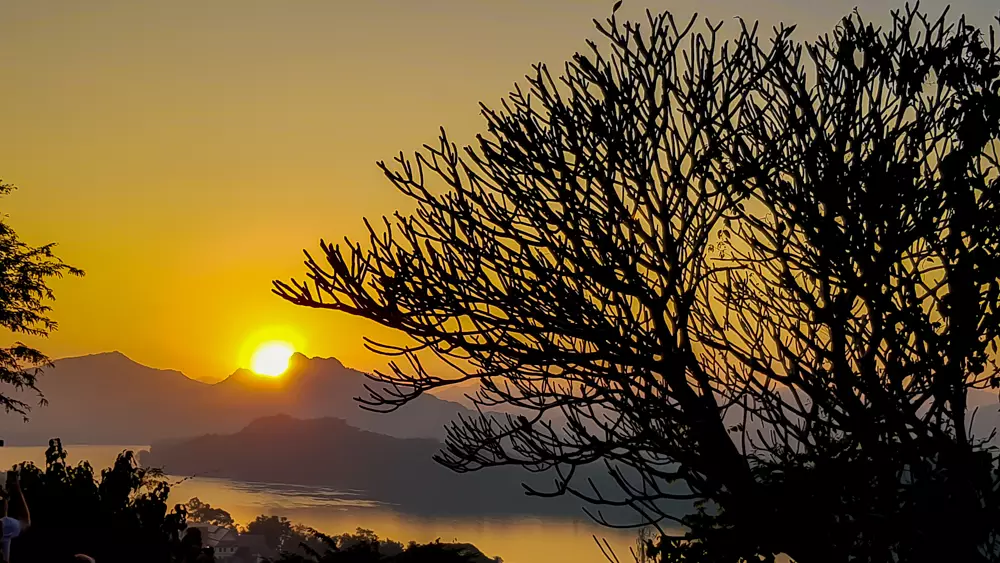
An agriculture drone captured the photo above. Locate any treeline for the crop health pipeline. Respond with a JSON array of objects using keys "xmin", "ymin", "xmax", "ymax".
[
  {"xmin": 184, "ymin": 500, "xmax": 499, "ymax": 563},
  {"xmin": 5, "ymin": 441, "xmax": 500, "ymax": 563}
]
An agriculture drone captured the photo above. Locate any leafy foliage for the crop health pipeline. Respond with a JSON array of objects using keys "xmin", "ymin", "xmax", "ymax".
[
  {"xmin": 247, "ymin": 514, "xmax": 298, "ymax": 552},
  {"xmin": 1, "ymin": 443, "xmax": 504, "ymax": 563},
  {"xmin": 278, "ymin": 527, "xmax": 494, "ymax": 563},
  {"xmin": 0, "ymin": 181, "xmax": 82, "ymax": 417},
  {"xmin": 277, "ymin": 5, "xmax": 1000, "ymax": 563},
  {"xmin": 9, "ymin": 439, "xmax": 188, "ymax": 563},
  {"xmin": 186, "ymin": 497, "xmax": 235, "ymax": 529}
]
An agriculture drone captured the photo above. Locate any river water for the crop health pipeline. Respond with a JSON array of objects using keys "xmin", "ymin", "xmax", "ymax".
[{"xmin": 0, "ymin": 445, "xmax": 638, "ymax": 563}]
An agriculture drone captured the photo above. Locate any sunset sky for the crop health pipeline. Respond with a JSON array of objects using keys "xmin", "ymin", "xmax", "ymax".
[{"xmin": 1, "ymin": 0, "xmax": 995, "ymax": 382}]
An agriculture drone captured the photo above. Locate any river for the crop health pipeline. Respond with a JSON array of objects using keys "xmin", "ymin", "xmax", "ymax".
[{"xmin": 0, "ymin": 445, "xmax": 639, "ymax": 563}]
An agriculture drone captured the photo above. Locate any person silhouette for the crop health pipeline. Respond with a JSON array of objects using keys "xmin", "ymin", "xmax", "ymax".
[{"xmin": 0, "ymin": 471, "xmax": 29, "ymax": 563}]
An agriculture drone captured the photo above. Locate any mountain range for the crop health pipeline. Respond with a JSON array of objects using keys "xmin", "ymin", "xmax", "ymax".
[
  {"xmin": 0, "ymin": 352, "xmax": 471, "ymax": 445},
  {"xmin": 0, "ymin": 352, "xmax": 647, "ymax": 518},
  {"xmin": 139, "ymin": 414, "xmax": 614, "ymax": 518},
  {"xmin": 6, "ymin": 351, "xmax": 1000, "ymax": 446}
]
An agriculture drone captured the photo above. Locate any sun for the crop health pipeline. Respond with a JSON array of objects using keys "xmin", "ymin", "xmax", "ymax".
[{"xmin": 250, "ymin": 341, "xmax": 295, "ymax": 377}]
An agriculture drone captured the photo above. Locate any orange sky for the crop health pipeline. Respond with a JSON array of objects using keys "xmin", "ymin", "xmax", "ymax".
[{"xmin": 0, "ymin": 0, "xmax": 993, "ymax": 382}]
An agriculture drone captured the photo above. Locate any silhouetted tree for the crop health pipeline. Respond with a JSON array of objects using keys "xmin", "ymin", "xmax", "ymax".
[
  {"xmin": 335, "ymin": 529, "xmax": 403, "ymax": 557},
  {"xmin": 0, "ymin": 181, "xmax": 82, "ymax": 417},
  {"xmin": 277, "ymin": 5, "xmax": 1000, "ymax": 562},
  {"xmin": 10, "ymin": 439, "xmax": 188, "ymax": 563},
  {"xmin": 178, "ymin": 527, "xmax": 216, "ymax": 563},
  {"xmin": 633, "ymin": 527, "xmax": 656, "ymax": 563},
  {"xmin": 277, "ymin": 528, "xmax": 490, "ymax": 563},
  {"xmin": 247, "ymin": 515, "xmax": 296, "ymax": 552},
  {"xmin": 186, "ymin": 497, "xmax": 236, "ymax": 529}
]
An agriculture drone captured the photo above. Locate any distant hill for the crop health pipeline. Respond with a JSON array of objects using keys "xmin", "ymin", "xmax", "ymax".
[
  {"xmin": 139, "ymin": 414, "xmax": 615, "ymax": 518},
  {"xmin": 968, "ymin": 388, "xmax": 1000, "ymax": 441},
  {"xmin": 427, "ymin": 380, "xmax": 483, "ymax": 407},
  {"xmin": 0, "ymin": 352, "xmax": 471, "ymax": 445}
]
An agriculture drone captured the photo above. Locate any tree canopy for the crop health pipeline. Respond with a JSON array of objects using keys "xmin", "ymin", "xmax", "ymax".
[
  {"xmin": 278, "ymin": 527, "xmax": 493, "ymax": 563},
  {"xmin": 186, "ymin": 497, "xmax": 236, "ymax": 529},
  {"xmin": 10, "ymin": 439, "xmax": 187, "ymax": 563},
  {"xmin": 0, "ymin": 181, "xmax": 82, "ymax": 417},
  {"xmin": 277, "ymin": 6, "xmax": 1000, "ymax": 562}
]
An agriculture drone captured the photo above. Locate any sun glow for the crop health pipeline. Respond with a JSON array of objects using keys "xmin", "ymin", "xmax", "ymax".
[{"xmin": 250, "ymin": 341, "xmax": 295, "ymax": 377}]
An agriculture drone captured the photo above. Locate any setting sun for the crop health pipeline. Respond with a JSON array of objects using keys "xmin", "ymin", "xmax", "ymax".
[{"xmin": 250, "ymin": 341, "xmax": 295, "ymax": 377}]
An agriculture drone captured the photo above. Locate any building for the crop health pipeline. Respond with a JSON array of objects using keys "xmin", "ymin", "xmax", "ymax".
[{"xmin": 185, "ymin": 524, "xmax": 274, "ymax": 563}]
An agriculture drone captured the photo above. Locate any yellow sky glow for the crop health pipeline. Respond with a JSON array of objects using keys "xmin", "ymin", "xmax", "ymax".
[{"xmin": 0, "ymin": 0, "xmax": 991, "ymax": 382}]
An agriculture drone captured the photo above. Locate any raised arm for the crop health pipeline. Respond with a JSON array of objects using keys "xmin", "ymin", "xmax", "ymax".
[{"xmin": 7, "ymin": 476, "xmax": 28, "ymax": 529}]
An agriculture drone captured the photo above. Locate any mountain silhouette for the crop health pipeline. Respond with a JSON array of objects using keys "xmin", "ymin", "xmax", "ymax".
[
  {"xmin": 0, "ymin": 352, "xmax": 471, "ymax": 445},
  {"xmin": 140, "ymin": 414, "xmax": 616, "ymax": 518}
]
